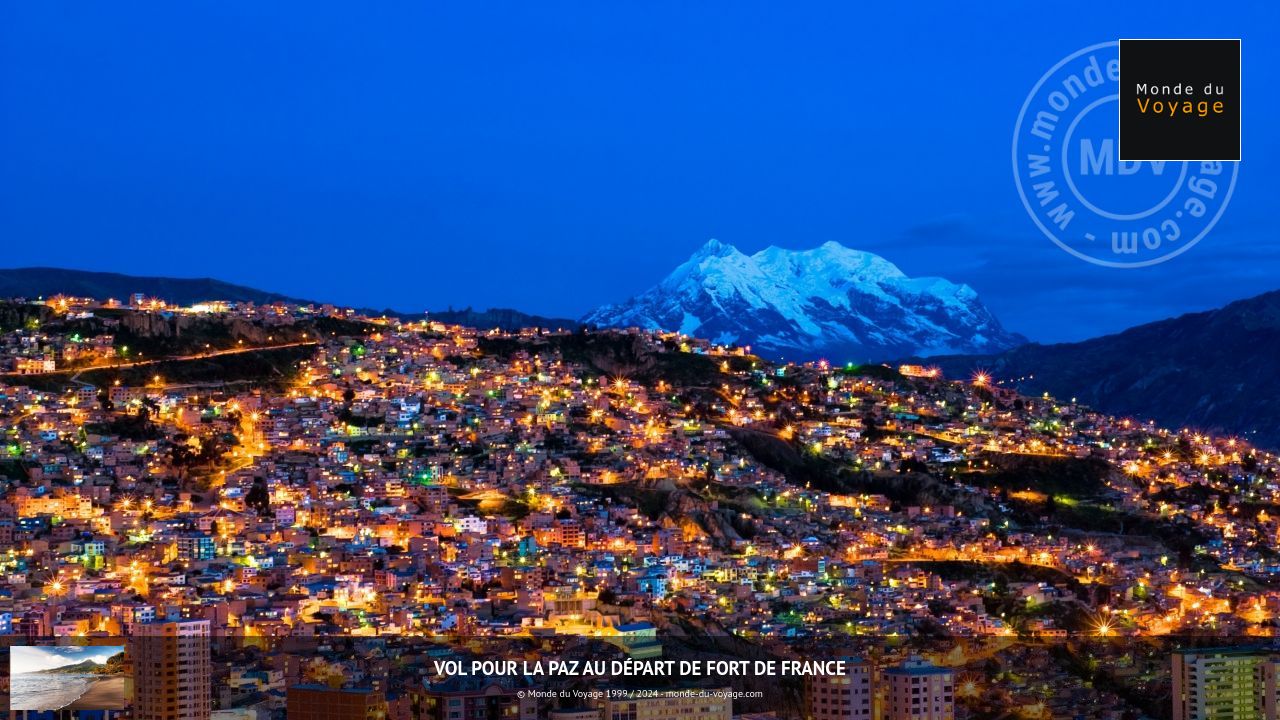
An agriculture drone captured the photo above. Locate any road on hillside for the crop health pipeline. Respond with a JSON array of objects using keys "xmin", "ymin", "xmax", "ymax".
[{"xmin": 0, "ymin": 341, "xmax": 318, "ymax": 379}]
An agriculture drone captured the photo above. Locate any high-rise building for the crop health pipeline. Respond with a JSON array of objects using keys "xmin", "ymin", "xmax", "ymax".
[
  {"xmin": 1173, "ymin": 648, "xmax": 1269, "ymax": 720},
  {"xmin": 288, "ymin": 685, "xmax": 386, "ymax": 720},
  {"xmin": 883, "ymin": 657, "xmax": 954, "ymax": 720},
  {"xmin": 805, "ymin": 657, "xmax": 872, "ymax": 720},
  {"xmin": 1259, "ymin": 657, "xmax": 1280, "ymax": 720},
  {"xmin": 130, "ymin": 619, "xmax": 212, "ymax": 720}
]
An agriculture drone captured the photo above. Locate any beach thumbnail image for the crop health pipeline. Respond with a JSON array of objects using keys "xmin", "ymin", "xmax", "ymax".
[{"xmin": 9, "ymin": 645, "xmax": 127, "ymax": 711}]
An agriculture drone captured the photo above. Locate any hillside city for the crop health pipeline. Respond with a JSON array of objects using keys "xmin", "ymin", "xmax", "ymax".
[{"xmin": 1, "ymin": 294, "xmax": 1279, "ymax": 720}]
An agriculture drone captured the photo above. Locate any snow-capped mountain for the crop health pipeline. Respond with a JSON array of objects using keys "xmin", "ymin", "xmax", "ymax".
[{"xmin": 582, "ymin": 239, "xmax": 1025, "ymax": 361}]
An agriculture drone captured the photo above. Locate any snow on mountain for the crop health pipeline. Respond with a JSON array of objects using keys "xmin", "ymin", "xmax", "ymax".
[{"xmin": 582, "ymin": 239, "xmax": 1025, "ymax": 361}]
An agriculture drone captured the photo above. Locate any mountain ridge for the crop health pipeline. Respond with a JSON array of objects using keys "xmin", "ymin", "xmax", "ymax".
[
  {"xmin": 0, "ymin": 267, "xmax": 575, "ymax": 332},
  {"xmin": 0, "ymin": 267, "xmax": 298, "ymax": 306},
  {"xmin": 921, "ymin": 289, "xmax": 1280, "ymax": 447},
  {"xmin": 33, "ymin": 659, "xmax": 105, "ymax": 674},
  {"xmin": 583, "ymin": 239, "xmax": 1025, "ymax": 362}
]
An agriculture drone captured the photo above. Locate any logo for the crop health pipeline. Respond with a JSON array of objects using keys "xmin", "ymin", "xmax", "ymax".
[
  {"xmin": 1119, "ymin": 39, "xmax": 1240, "ymax": 161},
  {"xmin": 1012, "ymin": 41, "xmax": 1238, "ymax": 268}
]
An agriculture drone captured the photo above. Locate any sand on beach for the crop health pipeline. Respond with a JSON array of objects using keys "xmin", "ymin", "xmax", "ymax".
[{"xmin": 65, "ymin": 676, "xmax": 127, "ymax": 710}]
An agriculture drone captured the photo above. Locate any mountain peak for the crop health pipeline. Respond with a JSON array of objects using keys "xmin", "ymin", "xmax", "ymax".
[
  {"xmin": 584, "ymin": 240, "xmax": 1025, "ymax": 362},
  {"xmin": 691, "ymin": 238, "xmax": 736, "ymax": 260}
]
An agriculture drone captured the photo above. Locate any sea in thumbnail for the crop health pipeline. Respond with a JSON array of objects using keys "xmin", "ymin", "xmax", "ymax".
[
  {"xmin": 8, "ymin": 646, "xmax": 127, "ymax": 711},
  {"xmin": 11, "ymin": 673, "xmax": 92, "ymax": 710}
]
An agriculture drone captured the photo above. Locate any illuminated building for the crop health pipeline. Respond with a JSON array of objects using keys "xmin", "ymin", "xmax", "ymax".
[
  {"xmin": 1261, "ymin": 658, "xmax": 1280, "ymax": 720},
  {"xmin": 288, "ymin": 685, "xmax": 386, "ymax": 720},
  {"xmin": 883, "ymin": 657, "xmax": 953, "ymax": 720},
  {"xmin": 897, "ymin": 365, "xmax": 940, "ymax": 379},
  {"xmin": 1173, "ymin": 648, "xmax": 1270, "ymax": 720},
  {"xmin": 177, "ymin": 534, "xmax": 217, "ymax": 561},
  {"xmin": 131, "ymin": 619, "xmax": 212, "ymax": 720},
  {"xmin": 805, "ymin": 656, "xmax": 871, "ymax": 720}
]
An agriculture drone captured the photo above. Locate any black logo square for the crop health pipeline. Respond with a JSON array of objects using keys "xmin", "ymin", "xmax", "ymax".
[{"xmin": 1119, "ymin": 39, "xmax": 1240, "ymax": 161}]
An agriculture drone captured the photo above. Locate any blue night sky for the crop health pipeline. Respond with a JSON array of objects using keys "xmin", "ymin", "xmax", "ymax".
[{"xmin": 1, "ymin": 1, "xmax": 1276, "ymax": 343}]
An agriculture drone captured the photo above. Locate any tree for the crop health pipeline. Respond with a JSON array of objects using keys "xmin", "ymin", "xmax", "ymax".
[{"xmin": 246, "ymin": 477, "xmax": 271, "ymax": 517}]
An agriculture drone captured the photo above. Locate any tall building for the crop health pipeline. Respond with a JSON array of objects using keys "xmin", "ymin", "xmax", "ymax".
[
  {"xmin": 596, "ymin": 688, "xmax": 732, "ymax": 720},
  {"xmin": 130, "ymin": 619, "xmax": 212, "ymax": 720},
  {"xmin": 1173, "ymin": 648, "xmax": 1270, "ymax": 720},
  {"xmin": 805, "ymin": 657, "xmax": 872, "ymax": 720},
  {"xmin": 883, "ymin": 657, "xmax": 953, "ymax": 720},
  {"xmin": 288, "ymin": 685, "xmax": 386, "ymax": 720},
  {"xmin": 1260, "ymin": 657, "xmax": 1280, "ymax": 720}
]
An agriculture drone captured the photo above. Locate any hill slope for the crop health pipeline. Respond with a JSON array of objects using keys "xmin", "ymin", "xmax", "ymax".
[
  {"xmin": 0, "ymin": 268, "xmax": 573, "ymax": 331},
  {"xmin": 426, "ymin": 307, "xmax": 577, "ymax": 330},
  {"xmin": 0, "ymin": 268, "xmax": 299, "ymax": 306},
  {"xmin": 926, "ymin": 290, "xmax": 1280, "ymax": 447}
]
